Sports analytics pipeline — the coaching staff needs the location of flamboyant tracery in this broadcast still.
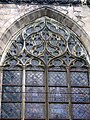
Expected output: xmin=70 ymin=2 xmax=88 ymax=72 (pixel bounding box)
xmin=1 ymin=17 xmax=90 ymax=120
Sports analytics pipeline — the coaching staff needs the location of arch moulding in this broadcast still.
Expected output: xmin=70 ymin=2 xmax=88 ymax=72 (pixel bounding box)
xmin=0 ymin=6 xmax=90 ymax=64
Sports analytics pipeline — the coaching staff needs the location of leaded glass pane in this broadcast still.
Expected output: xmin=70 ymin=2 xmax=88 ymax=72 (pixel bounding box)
xmin=49 ymin=87 xmax=68 ymax=102
xmin=71 ymin=66 xmax=87 ymax=71
xmin=49 ymin=104 xmax=68 ymax=119
xmin=19 ymin=50 xmax=30 ymax=64
xmin=26 ymin=66 xmax=44 ymax=70
xmin=25 ymin=103 xmax=45 ymax=119
xmin=2 ymin=86 xmax=21 ymax=93
xmin=72 ymin=88 xmax=90 ymax=102
xmin=3 ymin=70 xmax=22 ymax=85
xmin=25 ymin=87 xmax=45 ymax=102
xmin=62 ymin=52 xmax=74 ymax=65
xmin=71 ymin=72 xmax=89 ymax=86
xmin=2 ymin=86 xmax=22 ymax=102
xmin=26 ymin=71 xmax=44 ymax=86
xmin=49 ymin=66 xmax=66 ymax=71
xmin=73 ymin=104 xmax=90 ymax=119
xmin=48 ymin=72 xmax=67 ymax=86
xmin=1 ymin=103 xmax=21 ymax=118
xmin=2 ymin=92 xmax=22 ymax=102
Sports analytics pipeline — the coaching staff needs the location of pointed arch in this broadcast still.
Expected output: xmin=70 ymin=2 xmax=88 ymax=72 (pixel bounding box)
xmin=0 ymin=6 xmax=90 ymax=120
xmin=0 ymin=6 xmax=90 ymax=65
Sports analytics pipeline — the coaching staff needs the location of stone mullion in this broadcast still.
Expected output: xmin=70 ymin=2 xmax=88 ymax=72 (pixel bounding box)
xmin=45 ymin=65 xmax=49 ymax=120
xmin=88 ymin=67 xmax=90 ymax=103
xmin=21 ymin=65 xmax=26 ymax=120
xmin=0 ymin=66 xmax=3 ymax=118
xmin=66 ymin=67 xmax=73 ymax=120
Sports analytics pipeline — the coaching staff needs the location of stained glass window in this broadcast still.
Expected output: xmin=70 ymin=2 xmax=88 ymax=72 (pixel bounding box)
xmin=72 ymin=88 xmax=90 ymax=102
xmin=73 ymin=104 xmax=90 ymax=119
xmin=25 ymin=87 xmax=45 ymax=102
xmin=26 ymin=71 xmax=44 ymax=86
xmin=1 ymin=103 xmax=21 ymax=119
xmin=25 ymin=103 xmax=45 ymax=119
xmin=1 ymin=66 xmax=22 ymax=119
xmin=49 ymin=87 xmax=68 ymax=102
xmin=1 ymin=17 xmax=90 ymax=120
xmin=48 ymin=72 xmax=67 ymax=86
xmin=49 ymin=104 xmax=68 ymax=119
xmin=71 ymin=72 xmax=89 ymax=86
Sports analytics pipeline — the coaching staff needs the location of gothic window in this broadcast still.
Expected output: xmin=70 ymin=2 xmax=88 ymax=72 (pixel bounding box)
xmin=1 ymin=17 xmax=90 ymax=120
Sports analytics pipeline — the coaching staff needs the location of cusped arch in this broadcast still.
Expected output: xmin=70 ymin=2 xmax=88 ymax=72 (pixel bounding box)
xmin=0 ymin=6 xmax=90 ymax=65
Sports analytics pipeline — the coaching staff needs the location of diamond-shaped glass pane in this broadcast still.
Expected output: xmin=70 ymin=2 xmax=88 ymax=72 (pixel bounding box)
xmin=48 ymin=72 xmax=67 ymax=86
xmin=2 ymin=86 xmax=22 ymax=102
xmin=49 ymin=87 xmax=68 ymax=102
xmin=25 ymin=103 xmax=45 ymax=119
xmin=26 ymin=71 xmax=44 ymax=86
xmin=49 ymin=104 xmax=68 ymax=119
xmin=1 ymin=103 xmax=21 ymax=118
xmin=73 ymin=104 xmax=90 ymax=119
xmin=72 ymin=88 xmax=90 ymax=102
xmin=3 ymin=70 xmax=22 ymax=85
xmin=71 ymin=72 xmax=89 ymax=86
xmin=25 ymin=87 xmax=45 ymax=102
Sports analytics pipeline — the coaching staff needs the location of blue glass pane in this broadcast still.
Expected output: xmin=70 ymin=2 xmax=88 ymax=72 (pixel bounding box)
xmin=48 ymin=72 xmax=67 ymax=86
xmin=73 ymin=104 xmax=90 ymax=119
xmin=26 ymin=66 xmax=44 ymax=70
xmin=3 ymin=70 xmax=22 ymax=85
xmin=2 ymin=86 xmax=22 ymax=102
xmin=1 ymin=103 xmax=21 ymax=118
xmin=49 ymin=66 xmax=66 ymax=71
xmin=49 ymin=104 xmax=68 ymax=119
xmin=25 ymin=87 xmax=45 ymax=102
xmin=2 ymin=93 xmax=22 ymax=102
xmin=25 ymin=103 xmax=45 ymax=119
xmin=72 ymin=88 xmax=90 ymax=102
xmin=71 ymin=72 xmax=89 ymax=86
xmin=26 ymin=71 xmax=44 ymax=85
xmin=49 ymin=87 xmax=68 ymax=102
xmin=2 ymin=86 xmax=21 ymax=93
xmin=62 ymin=52 xmax=74 ymax=65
